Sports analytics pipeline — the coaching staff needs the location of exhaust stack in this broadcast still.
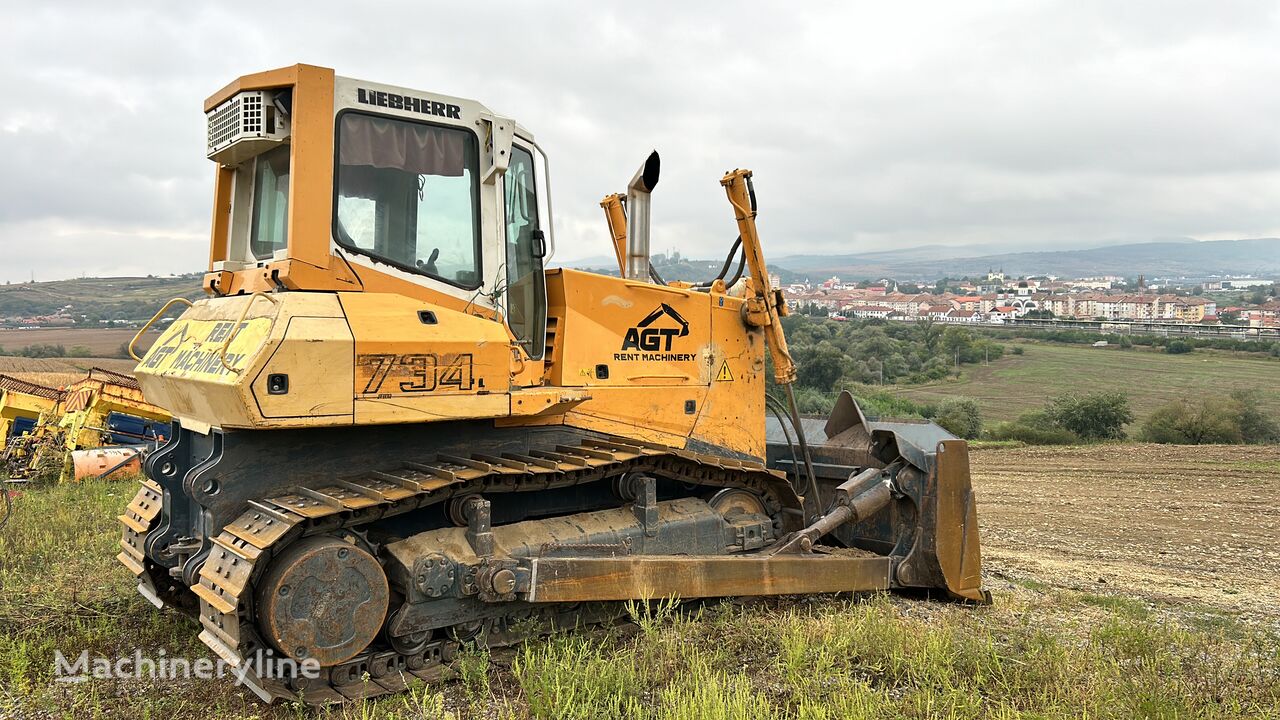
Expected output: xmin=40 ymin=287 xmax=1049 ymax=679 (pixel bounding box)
xmin=625 ymin=151 xmax=661 ymax=281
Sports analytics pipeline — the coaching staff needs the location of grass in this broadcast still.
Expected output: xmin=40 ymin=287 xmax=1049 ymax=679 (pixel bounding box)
xmin=1 ymin=478 xmax=1277 ymax=719
xmin=886 ymin=341 xmax=1280 ymax=424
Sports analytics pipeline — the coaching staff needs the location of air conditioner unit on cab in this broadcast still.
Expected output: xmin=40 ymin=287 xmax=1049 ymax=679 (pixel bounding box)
xmin=206 ymin=90 xmax=290 ymax=166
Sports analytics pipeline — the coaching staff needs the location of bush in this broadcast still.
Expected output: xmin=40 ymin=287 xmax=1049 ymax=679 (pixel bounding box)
xmin=1045 ymin=392 xmax=1134 ymax=440
xmin=845 ymin=387 xmax=934 ymax=420
xmin=934 ymin=397 xmax=982 ymax=439
xmin=1165 ymin=340 xmax=1193 ymax=354
xmin=1140 ymin=399 xmax=1242 ymax=444
xmin=1010 ymin=346 xmax=1025 ymax=355
xmin=986 ymin=412 xmax=1081 ymax=445
xmin=1233 ymin=389 xmax=1280 ymax=444
xmin=1142 ymin=390 xmax=1280 ymax=444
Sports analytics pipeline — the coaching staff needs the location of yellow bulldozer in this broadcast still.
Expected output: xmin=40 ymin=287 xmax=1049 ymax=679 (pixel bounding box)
xmin=119 ymin=64 xmax=987 ymax=703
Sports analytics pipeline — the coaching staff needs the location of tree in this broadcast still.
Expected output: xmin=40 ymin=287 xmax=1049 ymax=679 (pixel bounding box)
xmin=935 ymin=398 xmax=983 ymax=439
xmin=1045 ymin=392 xmax=1134 ymax=440
xmin=796 ymin=341 xmax=847 ymax=392
xmin=917 ymin=317 xmax=942 ymax=355
xmin=941 ymin=326 xmax=973 ymax=363
xmin=1165 ymin=339 xmax=1193 ymax=354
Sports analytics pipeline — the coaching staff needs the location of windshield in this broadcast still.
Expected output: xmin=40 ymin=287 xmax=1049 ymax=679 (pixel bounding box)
xmin=334 ymin=113 xmax=481 ymax=289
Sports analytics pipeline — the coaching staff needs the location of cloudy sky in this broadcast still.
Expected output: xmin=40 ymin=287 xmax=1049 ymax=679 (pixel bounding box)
xmin=1 ymin=0 xmax=1277 ymax=282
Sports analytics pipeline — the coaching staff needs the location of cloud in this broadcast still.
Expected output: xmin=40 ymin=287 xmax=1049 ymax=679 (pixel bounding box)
xmin=0 ymin=0 xmax=1277 ymax=282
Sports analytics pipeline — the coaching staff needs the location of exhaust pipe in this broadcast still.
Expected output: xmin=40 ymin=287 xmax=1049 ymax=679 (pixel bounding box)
xmin=625 ymin=151 xmax=660 ymax=281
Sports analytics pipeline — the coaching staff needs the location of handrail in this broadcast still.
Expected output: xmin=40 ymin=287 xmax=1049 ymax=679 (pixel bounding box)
xmin=622 ymin=281 xmax=688 ymax=297
xmin=128 ymin=297 xmax=194 ymax=362
xmin=219 ymin=292 xmax=280 ymax=373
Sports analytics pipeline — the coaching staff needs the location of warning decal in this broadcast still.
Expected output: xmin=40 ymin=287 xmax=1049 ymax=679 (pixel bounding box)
xmin=715 ymin=361 xmax=734 ymax=382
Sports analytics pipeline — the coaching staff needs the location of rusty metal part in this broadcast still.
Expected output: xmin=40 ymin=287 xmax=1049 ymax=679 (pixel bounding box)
xmin=525 ymin=555 xmax=890 ymax=602
xmin=256 ymin=536 xmax=389 ymax=666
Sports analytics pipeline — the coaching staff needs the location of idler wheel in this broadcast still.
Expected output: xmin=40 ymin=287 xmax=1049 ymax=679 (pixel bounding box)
xmin=708 ymin=488 xmax=767 ymax=517
xmin=257 ymin=536 xmax=389 ymax=666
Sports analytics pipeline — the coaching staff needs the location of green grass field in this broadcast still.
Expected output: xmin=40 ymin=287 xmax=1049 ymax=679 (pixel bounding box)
xmin=885 ymin=341 xmax=1280 ymax=424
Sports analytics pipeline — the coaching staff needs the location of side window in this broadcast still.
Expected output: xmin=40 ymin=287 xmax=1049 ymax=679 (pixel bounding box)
xmin=334 ymin=113 xmax=482 ymax=289
xmin=250 ymin=144 xmax=290 ymax=259
xmin=503 ymin=146 xmax=547 ymax=358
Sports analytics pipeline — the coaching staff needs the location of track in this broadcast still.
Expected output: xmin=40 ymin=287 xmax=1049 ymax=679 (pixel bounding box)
xmin=119 ymin=437 xmax=799 ymax=703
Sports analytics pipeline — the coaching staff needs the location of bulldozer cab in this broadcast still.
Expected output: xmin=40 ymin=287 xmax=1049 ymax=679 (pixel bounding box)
xmin=204 ymin=66 xmax=550 ymax=367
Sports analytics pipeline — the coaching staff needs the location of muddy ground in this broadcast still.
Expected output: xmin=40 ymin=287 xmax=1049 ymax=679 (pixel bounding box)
xmin=971 ymin=443 xmax=1280 ymax=619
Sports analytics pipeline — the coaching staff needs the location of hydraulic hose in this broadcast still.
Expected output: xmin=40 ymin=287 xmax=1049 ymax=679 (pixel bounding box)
xmin=693 ymin=237 xmax=746 ymax=291
xmin=765 ymin=393 xmax=803 ymax=495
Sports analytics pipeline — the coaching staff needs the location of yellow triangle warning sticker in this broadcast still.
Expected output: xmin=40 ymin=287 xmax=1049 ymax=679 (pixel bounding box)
xmin=715 ymin=361 xmax=734 ymax=382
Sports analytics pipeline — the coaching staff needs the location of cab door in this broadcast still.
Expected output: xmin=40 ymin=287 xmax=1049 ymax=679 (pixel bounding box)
xmin=502 ymin=143 xmax=548 ymax=372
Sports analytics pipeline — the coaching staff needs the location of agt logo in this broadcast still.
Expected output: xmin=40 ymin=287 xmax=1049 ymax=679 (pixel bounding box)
xmin=621 ymin=303 xmax=689 ymax=352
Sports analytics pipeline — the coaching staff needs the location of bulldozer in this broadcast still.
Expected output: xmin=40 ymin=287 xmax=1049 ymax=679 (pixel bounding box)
xmin=118 ymin=64 xmax=987 ymax=703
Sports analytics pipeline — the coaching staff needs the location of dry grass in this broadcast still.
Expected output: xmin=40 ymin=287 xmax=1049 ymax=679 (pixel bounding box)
xmin=0 ymin=356 xmax=137 ymax=388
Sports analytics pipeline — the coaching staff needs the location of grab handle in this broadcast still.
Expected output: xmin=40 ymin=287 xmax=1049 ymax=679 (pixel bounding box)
xmin=129 ymin=297 xmax=194 ymax=362
xmin=219 ymin=292 xmax=279 ymax=373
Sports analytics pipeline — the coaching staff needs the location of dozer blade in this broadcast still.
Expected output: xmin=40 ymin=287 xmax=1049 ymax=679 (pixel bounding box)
xmin=766 ymin=390 xmax=990 ymax=603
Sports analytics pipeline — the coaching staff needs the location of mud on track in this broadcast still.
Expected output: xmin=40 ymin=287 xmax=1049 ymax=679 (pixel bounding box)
xmin=971 ymin=443 xmax=1280 ymax=617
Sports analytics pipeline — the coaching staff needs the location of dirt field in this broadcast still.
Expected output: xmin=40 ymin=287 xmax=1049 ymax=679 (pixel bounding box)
xmin=0 ymin=327 xmax=159 ymax=357
xmin=972 ymin=443 xmax=1280 ymax=618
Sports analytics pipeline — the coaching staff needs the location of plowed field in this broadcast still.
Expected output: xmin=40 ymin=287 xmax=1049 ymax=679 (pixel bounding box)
xmin=972 ymin=443 xmax=1280 ymax=617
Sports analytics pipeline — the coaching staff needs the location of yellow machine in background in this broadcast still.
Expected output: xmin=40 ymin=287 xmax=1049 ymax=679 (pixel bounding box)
xmin=0 ymin=375 xmax=62 ymax=452
xmin=3 ymin=368 xmax=170 ymax=483
xmin=120 ymin=64 xmax=986 ymax=704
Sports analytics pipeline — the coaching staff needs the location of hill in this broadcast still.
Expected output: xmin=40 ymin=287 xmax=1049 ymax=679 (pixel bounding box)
xmin=0 ymin=275 xmax=204 ymax=324
xmin=884 ymin=341 xmax=1280 ymax=424
xmin=775 ymin=237 xmax=1280 ymax=281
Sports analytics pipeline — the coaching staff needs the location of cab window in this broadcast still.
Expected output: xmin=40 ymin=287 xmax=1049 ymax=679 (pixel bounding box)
xmin=503 ymin=146 xmax=546 ymax=358
xmin=334 ymin=113 xmax=482 ymax=289
xmin=250 ymin=144 xmax=290 ymax=259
